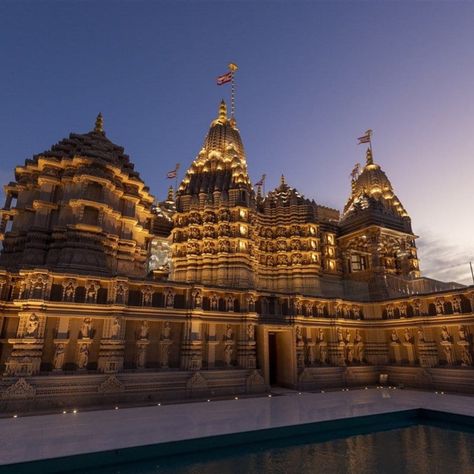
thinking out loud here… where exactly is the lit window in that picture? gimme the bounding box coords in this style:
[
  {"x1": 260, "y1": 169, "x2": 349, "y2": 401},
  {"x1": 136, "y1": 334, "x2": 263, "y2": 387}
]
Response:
[{"x1": 350, "y1": 254, "x2": 367, "y2": 272}]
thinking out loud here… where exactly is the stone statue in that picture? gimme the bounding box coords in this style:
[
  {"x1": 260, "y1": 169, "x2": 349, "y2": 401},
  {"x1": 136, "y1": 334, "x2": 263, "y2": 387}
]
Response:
[
  {"x1": 458, "y1": 326, "x2": 468, "y2": 341},
  {"x1": 53, "y1": 343, "x2": 65, "y2": 370},
  {"x1": 64, "y1": 283, "x2": 75, "y2": 301},
  {"x1": 355, "y1": 329, "x2": 362, "y2": 344},
  {"x1": 320, "y1": 345, "x2": 328, "y2": 364},
  {"x1": 210, "y1": 296, "x2": 218, "y2": 311},
  {"x1": 78, "y1": 344, "x2": 89, "y2": 369},
  {"x1": 337, "y1": 328, "x2": 344, "y2": 343},
  {"x1": 80, "y1": 318, "x2": 92, "y2": 339},
  {"x1": 224, "y1": 344, "x2": 233, "y2": 367},
  {"x1": 317, "y1": 328, "x2": 324, "y2": 343},
  {"x1": 160, "y1": 343, "x2": 171, "y2": 368},
  {"x1": 111, "y1": 317, "x2": 121, "y2": 339},
  {"x1": 25, "y1": 314, "x2": 39, "y2": 337},
  {"x1": 443, "y1": 344, "x2": 454, "y2": 365},
  {"x1": 296, "y1": 326, "x2": 303, "y2": 343},
  {"x1": 403, "y1": 328, "x2": 412, "y2": 344},
  {"x1": 225, "y1": 324, "x2": 233, "y2": 341},
  {"x1": 139, "y1": 321, "x2": 149, "y2": 340},
  {"x1": 136, "y1": 346, "x2": 146, "y2": 369},
  {"x1": 417, "y1": 327, "x2": 425, "y2": 343},
  {"x1": 166, "y1": 291, "x2": 174, "y2": 308},
  {"x1": 391, "y1": 330, "x2": 400, "y2": 343},
  {"x1": 162, "y1": 321, "x2": 171, "y2": 340},
  {"x1": 461, "y1": 348, "x2": 472, "y2": 366},
  {"x1": 306, "y1": 345, "x2": 315, "y2": 365},
  {"x1": 247, "y1": 324, "x2": 255, "y2": 341},
  {"x1": 347, "y1": 347, "x2": 354, "y2": 364},
  {"x1": 441, "y1": 326, "x2": 451, "y2": 342},
  {"x1": 116, "y1": 284, "x2": 125, "y2": 304},
  {"x1": 86, "y1": 285, "x2": 97, "y2": 303},
  {"x1": 344, "y1": 329, "x2": 351, "y2": 344},
  {"x1": 194, "y1": 292, "x2": 202, "y2": 308},
  {"x1": 142, "y1": 289, "x2": 152, "y2": 306}
]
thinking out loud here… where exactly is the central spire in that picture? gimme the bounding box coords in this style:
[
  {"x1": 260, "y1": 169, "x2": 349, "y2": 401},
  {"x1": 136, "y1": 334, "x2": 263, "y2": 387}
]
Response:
[
  {"x1": 218, "y1": 100, "x2": 227, "y2": 122},
  {"x1": 94, "y1": 113, "x2": 104, "y2": 134}
]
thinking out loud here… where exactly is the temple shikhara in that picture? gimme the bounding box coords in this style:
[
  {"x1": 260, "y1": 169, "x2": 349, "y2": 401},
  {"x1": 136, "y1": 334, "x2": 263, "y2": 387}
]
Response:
[{"x1": 0, "y1": 98, "x2": 473, "y2": 410}]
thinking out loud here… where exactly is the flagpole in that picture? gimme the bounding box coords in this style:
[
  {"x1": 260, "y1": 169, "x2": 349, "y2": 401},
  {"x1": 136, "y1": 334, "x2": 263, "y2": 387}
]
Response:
[
  {"x1": 228, "y1": 63, "x2": 238, "y2": 118},
  {"x1": 470, "y1": 261, "x2": 474, "y2": 285}
]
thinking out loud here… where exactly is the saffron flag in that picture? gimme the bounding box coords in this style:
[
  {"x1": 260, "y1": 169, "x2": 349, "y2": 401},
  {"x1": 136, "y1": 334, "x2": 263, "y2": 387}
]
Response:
[
  {"x1": 216, "y1": 71, "x2": 232, "y2": 85},
  {"x1": 357, "y1": 130, "x2": 372, "y2": 144}
]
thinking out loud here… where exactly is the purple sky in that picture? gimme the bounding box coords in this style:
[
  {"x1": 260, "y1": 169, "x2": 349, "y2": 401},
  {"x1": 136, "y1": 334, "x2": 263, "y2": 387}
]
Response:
[{"x1": 1, "y1": 1, "x2": 473, "y2": 284}]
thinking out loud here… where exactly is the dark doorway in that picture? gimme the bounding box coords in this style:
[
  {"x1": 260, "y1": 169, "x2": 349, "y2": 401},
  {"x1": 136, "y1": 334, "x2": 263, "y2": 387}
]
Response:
[{"x1": 268, "y1": 332, "x2": 277, "y2": 385}]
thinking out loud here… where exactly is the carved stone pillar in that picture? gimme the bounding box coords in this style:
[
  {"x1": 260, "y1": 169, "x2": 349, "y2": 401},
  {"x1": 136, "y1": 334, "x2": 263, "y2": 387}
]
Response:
[
  {"x1": 206, "y1": 323, "x2": 218, "y2": 368},
  {"x1": 180, "y1": 319, "x2": 203, "y2": 371},
  {"x1": 159, "y1": 322, "x2": 173, "y2": 368},
  {"x1": 97, "y1": 316, "x2": 125, "y2": 373},
  {"x1": 237, "y1": 321, "x2": 257, "y2": 369},
  {"x1": 4, "y1": 312, "x2": 46, "y2": 376}
]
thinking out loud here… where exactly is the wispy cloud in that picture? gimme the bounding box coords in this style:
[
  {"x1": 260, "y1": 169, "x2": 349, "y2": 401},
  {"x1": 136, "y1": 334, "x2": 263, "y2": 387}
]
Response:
[{"x1": 417, "y1": 229, "x2": 474, "y2": 285}]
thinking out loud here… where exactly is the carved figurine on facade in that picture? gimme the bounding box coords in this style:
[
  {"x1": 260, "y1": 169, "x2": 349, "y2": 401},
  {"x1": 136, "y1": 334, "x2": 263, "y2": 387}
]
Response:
[
  {"x1": 162, "y1": 321, "x2": 171, "y2": 340},
  {"x1": 63, "y1": 281, "x2": 76, "y2": 302},
  {"x1": 80, "y1": 318, "x2": 93, "y2": 339},
  {"x1": 111, "y1": 318, "x2": 121, "y2": 339},
  {"x1": 25, "y1": 314, "x2": 39, "y2": 337},
  {"x1": 78, "y1": 344, "x2": 89, "y2": 369},
  {"x1": 390, "y1": 330, "x2": 400, "y2": 344},
  {"x1": 138, "y1": 320, "x2": 149, "y2": 340},
  {"x1": 53, "y1": 343, "x2": 65, "y2": 370}
]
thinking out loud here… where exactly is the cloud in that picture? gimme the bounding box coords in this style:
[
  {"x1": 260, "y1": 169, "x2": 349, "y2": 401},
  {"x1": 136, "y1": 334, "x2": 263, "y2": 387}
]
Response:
[{"x1": 417, "y1": 230, "x2": 474, "y2": 285}]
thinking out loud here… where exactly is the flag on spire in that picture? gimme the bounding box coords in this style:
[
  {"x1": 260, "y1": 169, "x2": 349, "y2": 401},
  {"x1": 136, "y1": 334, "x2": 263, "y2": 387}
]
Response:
[
  {"x1": 357, "y1": 130, "x2": 372, "y2": 145},
  {"x1": 255, "y1": 174, "x2": 266, "y2": 186},
  {"x1": 166, "y1": 163, "x2": 180, "y2": 179},
  {"x1": 216, "y1": 71, "x2": 232, "y2": 85}
]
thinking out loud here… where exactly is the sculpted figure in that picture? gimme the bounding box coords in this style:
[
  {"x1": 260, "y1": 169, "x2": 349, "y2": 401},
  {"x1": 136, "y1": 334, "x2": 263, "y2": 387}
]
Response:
[
  {"x1": 116, "y1": 284, "x2": 125, "y2": 304},
  {"x1": 25, "y1": 314, "x2": 39, "y2": 337},
  {"x1": 441, "y1": 326, "x2": 451, "y2": 342},
  {"x1": 417, "y1": 327, "x2": 425, "y2": 343},
  {"x1": 337, "y1": 328, "x2": 344, "y2": 343},
  {"x1": 111, "y1": 317, "x2": 121, "y2": 339},
  {"x1": 391, "y1": 330, "x2": 400, "y2": 343},
  {"x1": 247, "y1": 324, "x2": 255, "y2": 341},
  {"x1": 296, "y1": 326, "x2": 303, "y2": 343},
  {"x1": 403, "y1": 328, "x2": 413, "y2": 344},
  {"x1": 355, "y1": 329, "x2": 362, "y2": 344},
  {"x1": 347, "y1": 347, "x2": 354, "y2": 364},
  {"x1": 53, "y1": 343, "x2": 65, "y2": 370},
  {"x1": 320, "y1": 345, "x2": 328, "y2": 364},
  {"x1": 444, "y1": 344, "x2": 454, "y2": 365},
  {"x1": 142, "y1": 289, "x2": 152, "y2": 306},
  {"x1": 458, "y1": 326, "x2": 468, "y2": 341},
  {"x1": 80, "y1": 318, "x2": 92, "y2": 339},
  {"x1": 64, "y1": 283, "x2": 75, "y2": 301},
  {"x1": 461, "y1": 348, "x2": 473, "y2": 366},
  {"x1": 224, "y1": 344, "x2": 233, "y2": 367},
  {"x1": 210, "y1": 295, "x2": 218, "y2": 311},
  {"x1": 162, "y1": 321, "x2": 171, "y2": 340},
  {"x1": 139, "y1": 320, "x2": 149, "y2": 340},
  {"x1": 317, "y1": 328, "x2": 324, "y2": 343},
  {"x1": 78, "y1": 344, "x2": 89, "y2": 369},
  {"x1": 136, "y1": 346, "x2": 146, "y2": 369},
  {"x1": 166, "y1": 291, "x2": 174, "y2": 308},
  {"x1": 344, "y1": 329, "x2": 351, "y2": 344},
  {"x1": 225, "y1": 324, "x2": 233, "y2": 341}
]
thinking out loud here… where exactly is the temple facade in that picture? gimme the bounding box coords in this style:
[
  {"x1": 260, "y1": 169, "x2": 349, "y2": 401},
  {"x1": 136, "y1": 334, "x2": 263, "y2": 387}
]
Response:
[{"x1": 0, "y1": 102, "x2": 473, "y2": 411}]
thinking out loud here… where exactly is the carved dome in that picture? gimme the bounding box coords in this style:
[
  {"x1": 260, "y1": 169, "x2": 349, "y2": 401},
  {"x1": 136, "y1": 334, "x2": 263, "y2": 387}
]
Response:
[
  {"x1": 30, "y1": 114, "x2": 143, "y2": 183},
  {"x1": 178, "y1": 101, "x2": 252, "y2": 196},
  {"x1": 340, "y1": 149, "x2": 411, "y2": 234}
]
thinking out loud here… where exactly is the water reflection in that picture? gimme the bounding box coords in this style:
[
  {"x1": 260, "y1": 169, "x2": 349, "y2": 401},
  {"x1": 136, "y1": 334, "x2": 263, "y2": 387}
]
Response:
[{"x1": 93, "y1": 425, "x2": 474, "y2": 474}]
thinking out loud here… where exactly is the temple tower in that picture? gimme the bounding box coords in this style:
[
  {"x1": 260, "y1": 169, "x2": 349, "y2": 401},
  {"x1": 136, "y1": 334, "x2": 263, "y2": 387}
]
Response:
[
  {"x1": 171, "y1": 101, "x2": 257, "y2": 288},
  {"x1": 339, "y1": 149, "x2": 420, "y2": 297},
  {"x1": 0, "y1": 114, "x2": 154, "y2": 278}
]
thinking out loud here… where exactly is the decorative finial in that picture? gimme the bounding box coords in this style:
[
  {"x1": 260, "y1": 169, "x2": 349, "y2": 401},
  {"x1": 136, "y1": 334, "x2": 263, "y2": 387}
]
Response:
[
  {"x1": 366, "y1": 148, "x2": 374, "y2": 165},
  {"x1": 167, "y1": 185, "x2": 174, "y2": 202},
  {"x1": 94, "y1": 113, "x2": 104, "y2": 133},
  {"x1": 219, "y1": 100, "x2": 227, "y2": 121},
  {"x1": 280, "y1": 174, "x2": 286, "y2": 186}
]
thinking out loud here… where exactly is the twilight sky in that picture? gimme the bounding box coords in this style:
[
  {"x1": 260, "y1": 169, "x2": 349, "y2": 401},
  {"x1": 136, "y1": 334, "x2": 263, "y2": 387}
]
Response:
[{"x1": 0, "y1": 1, "x2": 473, "y2": 284}]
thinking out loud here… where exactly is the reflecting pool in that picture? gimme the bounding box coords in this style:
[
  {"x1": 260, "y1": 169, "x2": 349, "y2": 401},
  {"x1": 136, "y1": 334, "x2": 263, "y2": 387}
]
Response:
[{"x1": 90, "y1": 424, "x2": 474, "y2": 474}]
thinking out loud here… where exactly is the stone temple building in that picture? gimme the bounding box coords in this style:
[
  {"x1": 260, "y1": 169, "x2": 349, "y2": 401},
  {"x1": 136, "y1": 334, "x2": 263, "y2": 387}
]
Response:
[{"x1": 0, "y1": 102, "x2": 473, "y2": 410}]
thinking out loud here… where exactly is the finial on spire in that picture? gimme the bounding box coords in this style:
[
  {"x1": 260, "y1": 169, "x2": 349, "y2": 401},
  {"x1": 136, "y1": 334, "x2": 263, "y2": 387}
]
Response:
[
  {"x1": 218, "y1": 100, "x2": 227, "y2": 121},
  {"x1": 94, "y1": 113, "x2": 104, "y2": 133},
  {"x1": 366, "y1": 148, "x2": 374, "y2": 165},
  {"x1": 167, "y1": 185, "x2": 175, "y2": 202},
  {"x1": 280, "y1": 174, "x2": 286, "y2": 186}
]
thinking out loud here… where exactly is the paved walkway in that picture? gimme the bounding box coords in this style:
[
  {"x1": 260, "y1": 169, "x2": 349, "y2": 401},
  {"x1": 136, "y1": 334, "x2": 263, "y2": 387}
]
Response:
[{"x1": 1, "y1": 388, "x2": 474, "y2": 467}]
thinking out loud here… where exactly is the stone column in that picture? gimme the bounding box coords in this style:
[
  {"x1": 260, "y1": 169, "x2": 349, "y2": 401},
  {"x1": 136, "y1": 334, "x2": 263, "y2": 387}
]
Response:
[
  {"x1": 97, "y1": 316, "x2": 125, "y2": 373},
  {"x1": 237, "y1": 320, "x2": 257, "y2": 369},
  {"x1": 206, "y1": 323, "x2": 218, "y2": 368},
  {"x1": 159, "y1": 321, "x2": 173, "y2": 368},
  {"x1": 4, "y1": 312, "x2": 46, "y2": 376},
  {"x1": 180, "y1": 319, "x2": 203, "y2": 371}
]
